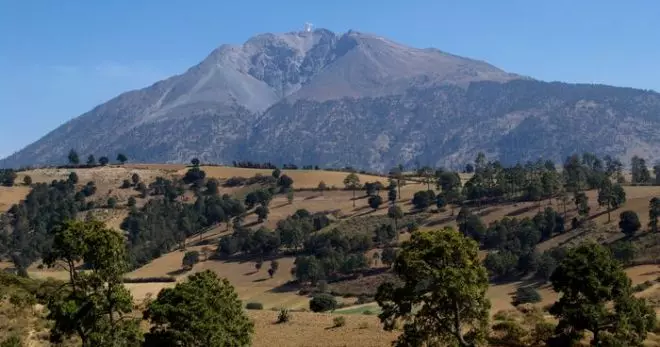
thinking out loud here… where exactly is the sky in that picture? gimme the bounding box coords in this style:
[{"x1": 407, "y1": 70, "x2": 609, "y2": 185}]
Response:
[{"x1": 1, "y1": 0, "x2": 659, "y2": 159}]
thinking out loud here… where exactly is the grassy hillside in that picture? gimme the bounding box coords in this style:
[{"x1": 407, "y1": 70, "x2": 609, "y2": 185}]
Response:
[{"x1": 4, "y1": 163, "x2": 660, "y2": 345}]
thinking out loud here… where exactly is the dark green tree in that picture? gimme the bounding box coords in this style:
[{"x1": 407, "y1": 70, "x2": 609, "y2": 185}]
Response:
[
  {"x1": 598, "y1": 180, "x2": 627, "y2": 222},
  {"x1": 143, "y1": 270, "x2": 254, "y2": 347},
  {"x1": 343, "y1": 173, "x2": 361, "y2": 208},
  {"x1": 278, "y1": 174, "x2": 294, "y2": 190},
  {"x1": 309, "y1": 293, "x2": 337, "y2": 312},
  {"x1": 368, "y1": 195, "x2": 383, "y2": 210},
  {"x1": 131, "y1": 173, "x2": 140, "y2": 186},
  {"x1": 68, "y1": 149, "x2": 80, "y2": 165},
  {"x1": 44, "y1": 220, "x2": 142, "y2": 347},
  {"x1": 376, "y1": 228, "x2": 490, "y2": 347},
  {"x1": 549, "y1": 243, "x2": 656, "y2": 346},
  {"x1": 271, "y1": 168, "x2": 281, "y2": 179},
  {"x1": 387, "y1": 205, "x2": 404, "y2": 232},
  {"x1": 388, "y1": 181, "x2": 397, "y2": 203},
  {"x1": 191, "y1": 157, "x2": 200, "y2": 167},
  {"x1": 22, "y1": 175, "x2": 32, "y2": 186},
  {"x1": 116, "y1": 153, "x2": 128, "y2": 164},
  {"x1": 255, "y1": 205, "x2": 269, "y2": 223},
  {"x1": 86, "y1": 154, "x2": 96, "y2": 166},
  {"x1": 99, "y1": 156, "x2": 109, "y2": 166},
  {"x1": 411, "y1": 190, "x2": 433, "y2": 210},
  {"x1": 619, "y1": 210, "x2": 641, "y2": 237},
  {"x1": 182, "y1": 250, "x2": 200, "y2": 270}
]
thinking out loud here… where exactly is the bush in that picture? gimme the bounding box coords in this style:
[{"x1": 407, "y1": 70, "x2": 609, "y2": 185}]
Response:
[
  {"x1": 512, "y1": 287, "x2": 542, "y2": 306},
  {"x1": 122, "y1": 276, "x2": 176, "y2": 283},
  {"x1": 107, "y1": 197, "x2": 117, "y2": 208},
  {"x1": 633, "y1": 280, "x2": 654, "y2": 293},
  {"x1": 245, "y1": 302, "x2": 264, "y2": 310},
  {"x1": 362, "y1": 310, "x2": 373, "y2": 316},
  {"x1": 310, "y1": 293, "x2": 338, "y2": 312},
  {"x1": 277, "y1": 307, "x2": 290, "y2": 324},
  {"x1": 332, "y1": 316, "x2": 346, "y2": 328}
]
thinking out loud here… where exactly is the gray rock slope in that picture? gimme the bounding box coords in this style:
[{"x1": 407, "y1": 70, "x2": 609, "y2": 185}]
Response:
[{"x1": 2, "y1": 29, "x2": 659, "y2": 170}]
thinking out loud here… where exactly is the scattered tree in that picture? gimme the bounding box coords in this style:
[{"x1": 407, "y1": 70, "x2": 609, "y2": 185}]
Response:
[
  {"x1": 127, "y1": 196, "x2": 136, "y2": 207},
  {"x1": 131, "y1": 173, "x2": 141, "y2": 186},
  {"x1": 143, "y1": 270, "x2": 254, "y2": 346},
  {"x1": 380, "y1": 247, "x2": 398, "y2": 268},
  {"x1": 68, "y1": 171, "x2": 79, "y2": 184},
  {"x1": 387, "y1": 205, "x2": 404, "y2": 231},
  {"x1": 619, "y1": 210, "x2": 641, "y2": 237},
  {"x1": 107, "y1": 196, "x2": 117, "y2": 208},
  {"x1": 549, "y1": 243, "x2": 656, "y2": 346},
  {"x1": 268, "y1": 260, "x2": 279, "y2": 278},
  {"x1": 98, "y1": 156, "x2": 109, "y2": 166},
  {"x1": 512, "y1": 287, "x2": 542, "y2": 306},
  {"x1": 22, "y1": 175, "x2": 32, "y2": 186},
  {"x1": 191, "y1": 157, "x2": 200, "y2": 167},
  {"x1": 67, "y1": 149, "x2": 80, "y2": 165},
  {"x1": 287, "y1": 190, "x2": 294, "y2": 204},
  {"x1": 255, "y1": 205, "x2": 269, "y2": 223},
  {"x1": 272, "y1": 168, "x2": 281, "y2": 179},
  {"x1": 278, "y1": 174, "x2": 294, "y2": 190},
  {"x1": 376, "y1": 228, "x2": 490, "y2": 347},
  {"x1": 310, "y1": 293, "x2": 338, "y2": 312},
  {"x1": 255, "y1": 259, "x2": 263, "y2": 272},
  {"x1": 44, "y1": 220, "x2": 142, "y2": 346},
  {"x1": 343, "y1": 173, "x2": 361, "y2": 208},
  {"x1": 368, "y1": 195, "x2": 383, "y2": 210},
  {"x1": 182, "y1": 250, "x2": 200, "y2": 270},
  {"x1": 317, "y1": 181, "x2": 327, "y2": 196},
  {"x1": 116, "y1": 153, "x2": 128, "y2": 164},
  {"x1": 86, "y1": 154, "x2": 96, "y2": 166}
]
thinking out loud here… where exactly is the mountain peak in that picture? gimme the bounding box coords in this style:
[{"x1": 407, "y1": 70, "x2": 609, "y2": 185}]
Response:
[{"x1": 1, "y1": 28, "x2": 537, "y2": 169}]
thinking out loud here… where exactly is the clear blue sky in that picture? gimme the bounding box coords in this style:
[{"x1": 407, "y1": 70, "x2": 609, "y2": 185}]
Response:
[{"x1": 1, "y1": 0, "x2": 659, "y2": 159}]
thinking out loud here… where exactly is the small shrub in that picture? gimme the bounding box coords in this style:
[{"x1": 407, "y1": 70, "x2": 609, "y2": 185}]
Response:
[
  {"x1": 0, "y1": 335, "x2": 22, "y2": 347},
  {"x1": 513, "y1": 287, "x2": 542, "y2": 306},
  {"x1": 310, "y1": 293, "x2": 338, "y2": 312},
  {"x1": 332, "y1": 316, "x2": 346, "y2": 328},
  {"x1": 358, "y1": 322, "x2": 369, "y2": 329},
  {"x1": 277, "y1": 307, "x2": 290, "y2": 324},
  {"x1": 633, "y1": 280, "x2": 654, "y2": 293},
  {"x1": 362, "y1": 310, "x2": 374, "y2": 315},
  {"x1": 245, "y1": 302, "x2": 264, "y2": 310}
]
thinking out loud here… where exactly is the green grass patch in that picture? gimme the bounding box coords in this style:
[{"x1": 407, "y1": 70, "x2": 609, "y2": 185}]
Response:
[{"x1": 334, "y1": 304, "x2": 381, "y2": 315}]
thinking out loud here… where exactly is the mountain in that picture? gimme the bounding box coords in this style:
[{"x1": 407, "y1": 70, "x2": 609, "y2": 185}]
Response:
[{"x1": 2, "y1": 28, "x2": 659, "y2": 171}]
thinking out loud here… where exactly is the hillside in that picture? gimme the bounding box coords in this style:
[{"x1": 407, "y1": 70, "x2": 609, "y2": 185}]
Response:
[
  {"x1": 4, "y1": 162, "x2": 660, "y2": 346},
  {"x1": 13, "y1": 28, "x2": 660, "y2": 170}
]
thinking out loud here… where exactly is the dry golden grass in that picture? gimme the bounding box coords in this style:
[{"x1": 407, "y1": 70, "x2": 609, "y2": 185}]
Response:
[
  {"x1": 248, "y1": 310, "x2": 398, "y2": 347},
  {"x1": 192, "y1": 166, "x2": 391, "y2": 189},
  {"x1": 0, "y1": 185, "x2": 31, "y2": 211}
]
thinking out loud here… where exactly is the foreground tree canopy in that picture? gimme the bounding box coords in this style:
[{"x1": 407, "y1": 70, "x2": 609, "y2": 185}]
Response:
[
  {"x1": 44, "y1": 220, "x2": 142, "y2": 347},
  {"x1": 549, "y1": 243, "x2": 656, "y2": 346},
  {"x1": 376, "y1": 227, "x2": 490, "y2": 347},
  {"x1": 143, "y1": 270, "x2": 254, "y2": 347}
]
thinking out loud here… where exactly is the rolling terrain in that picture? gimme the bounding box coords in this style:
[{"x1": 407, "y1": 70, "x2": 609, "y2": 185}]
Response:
[{"x1": 3, "y1": 164, "x2": 660, "y2": 346}]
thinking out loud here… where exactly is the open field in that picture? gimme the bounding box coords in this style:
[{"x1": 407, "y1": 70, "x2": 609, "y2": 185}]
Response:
[
  {"x1": 0, "y1": 185, "x2": 30, "y2": 211},
  {"x1": 248, "y1": 310, "x2": 398, "y2": 347}
]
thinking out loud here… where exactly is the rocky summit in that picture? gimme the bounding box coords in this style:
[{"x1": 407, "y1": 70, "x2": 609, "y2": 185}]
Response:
[{"x1": 2, "y1": 28, "x2": 660, "y2": 171}]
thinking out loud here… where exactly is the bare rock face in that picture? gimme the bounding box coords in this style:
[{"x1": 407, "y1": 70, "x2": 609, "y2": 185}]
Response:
[{"x1": 2, "y1": 29, "x2": 659, "y2": 170}]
